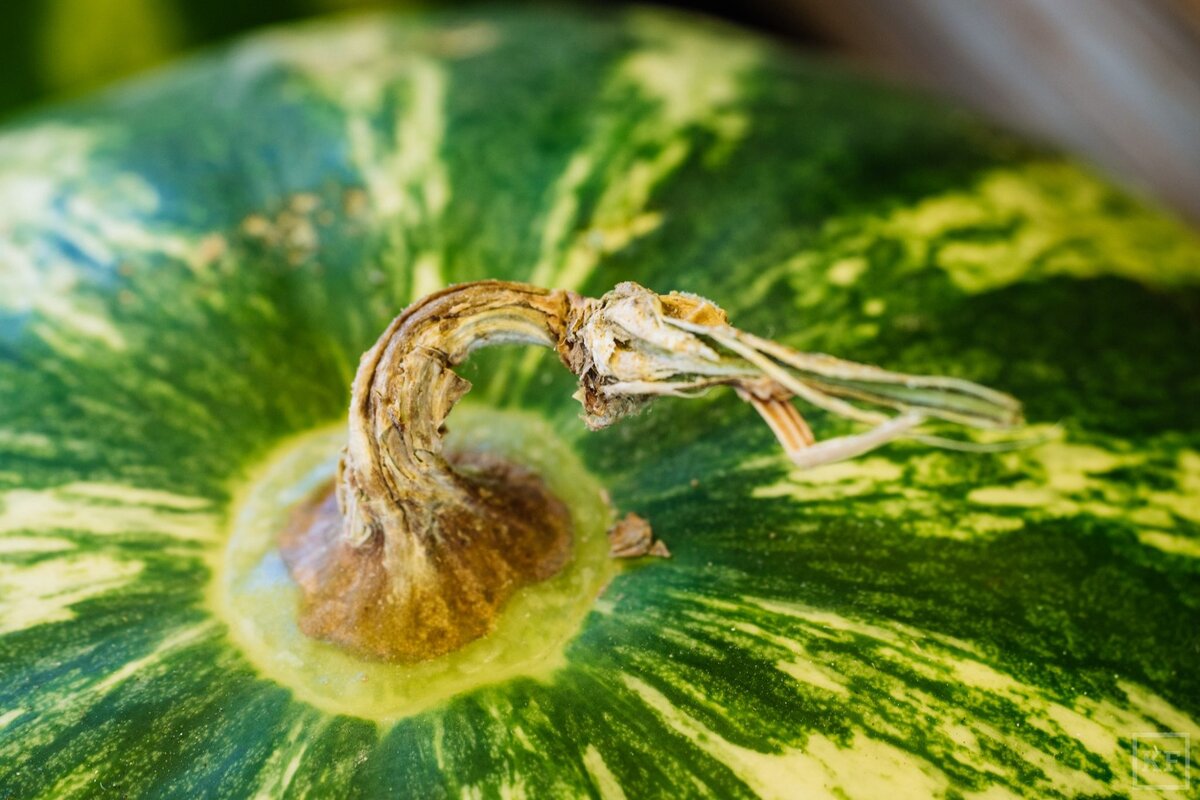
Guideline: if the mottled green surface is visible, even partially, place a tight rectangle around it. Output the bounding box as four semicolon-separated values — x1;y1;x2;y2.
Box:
0;0;412;118
1;7;1199;799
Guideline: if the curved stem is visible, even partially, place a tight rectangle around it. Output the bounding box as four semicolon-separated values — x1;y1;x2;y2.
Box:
282;279;1023;662
338;281;580;548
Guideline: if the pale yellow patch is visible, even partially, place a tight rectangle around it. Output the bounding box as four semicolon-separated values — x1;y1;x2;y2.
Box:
525;12;761;295
92;621;216;696
1121;681;1200;736
744;596;925;651
624;673;950;799
61;482;214;510
738;617;850;696
736;253;812;312
751;450;1027;539
949;656;1024;694
0;536;74;555
251;716;326;800
257;13;499;65
497;779;529;800
591;596;617;616
882;163;1200;293
966;486;1058;508
45;767;100;800
0;555;143;634
582;745;628;800
0;482;217;541
963;436;1200;556
749;422;1199;554
752;456;903;501
433;719;447;769
411;252;445;301
958;512;1024;534
730;161;1199;321
260;23;452;300
0;124;225;351
0;429;55;453
534;152;593;274
590;212;664;256
509;725;533;750
828;257;868;287
374;60;450;222
1036;441;1134;492
622;11;757;158
33;297;126;351
775;658;849;697
712;595;1198;798
1146;450;1200;525
1135;531;1200;557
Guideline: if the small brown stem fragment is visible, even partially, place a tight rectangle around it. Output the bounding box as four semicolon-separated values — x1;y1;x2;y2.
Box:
606;512;669;559
281;280;1021;663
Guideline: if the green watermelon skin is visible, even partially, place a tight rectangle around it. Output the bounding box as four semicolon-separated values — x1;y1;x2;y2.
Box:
2;7;1199;799
0;0;391;118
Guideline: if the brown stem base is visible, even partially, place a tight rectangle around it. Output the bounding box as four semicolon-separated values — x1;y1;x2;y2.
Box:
279;450;572;663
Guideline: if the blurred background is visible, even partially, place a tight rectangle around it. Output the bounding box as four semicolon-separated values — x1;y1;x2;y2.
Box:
1;0;1198;224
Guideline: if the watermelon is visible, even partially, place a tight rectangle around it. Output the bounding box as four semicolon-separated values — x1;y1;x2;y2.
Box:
2;6;1199;798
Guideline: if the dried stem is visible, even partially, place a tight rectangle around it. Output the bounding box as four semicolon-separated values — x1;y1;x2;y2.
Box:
282;280;1022;662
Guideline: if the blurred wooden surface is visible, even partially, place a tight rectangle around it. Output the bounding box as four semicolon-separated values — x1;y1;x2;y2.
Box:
782;0;1200;225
